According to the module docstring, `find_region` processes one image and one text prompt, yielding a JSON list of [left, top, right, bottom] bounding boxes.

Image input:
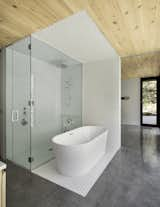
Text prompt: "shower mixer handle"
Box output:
[[21, 118, 28, 126]]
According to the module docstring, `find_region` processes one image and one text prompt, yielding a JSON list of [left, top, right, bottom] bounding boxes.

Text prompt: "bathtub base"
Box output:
[[32, 148, 119, 197], [55, 151, 106, 177]]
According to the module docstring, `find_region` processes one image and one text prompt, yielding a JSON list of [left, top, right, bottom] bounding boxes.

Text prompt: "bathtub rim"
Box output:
[[52, 126, 108, 147]]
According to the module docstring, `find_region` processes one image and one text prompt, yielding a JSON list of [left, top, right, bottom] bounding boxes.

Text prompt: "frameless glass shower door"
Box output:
[[6, 37, 31, 169]]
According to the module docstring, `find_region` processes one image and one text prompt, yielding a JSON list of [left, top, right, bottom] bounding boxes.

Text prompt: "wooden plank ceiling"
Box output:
[[0, 0, 160, 78]]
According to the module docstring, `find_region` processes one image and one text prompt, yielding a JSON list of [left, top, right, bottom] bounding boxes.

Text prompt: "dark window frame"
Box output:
[[140, 77, 160, 127]]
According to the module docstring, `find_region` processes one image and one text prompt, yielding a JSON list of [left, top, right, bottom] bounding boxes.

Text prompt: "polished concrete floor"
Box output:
[[7, 125, 160, 207]]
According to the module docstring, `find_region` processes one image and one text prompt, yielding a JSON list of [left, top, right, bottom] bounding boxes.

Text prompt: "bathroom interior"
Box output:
[[0, 11, 121, 200], [0, 1, 160, 206]]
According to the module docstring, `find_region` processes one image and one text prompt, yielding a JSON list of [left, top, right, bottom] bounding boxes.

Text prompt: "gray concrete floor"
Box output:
[[7, 125, 160, 207]]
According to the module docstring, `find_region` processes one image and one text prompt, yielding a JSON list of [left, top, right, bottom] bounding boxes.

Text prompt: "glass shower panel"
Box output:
[[61, 64, 82, 131], [6, 48, 13, 161], [31, 37, 62, 169], [6, 37, 31, 169], [30, 36, 82, 170]]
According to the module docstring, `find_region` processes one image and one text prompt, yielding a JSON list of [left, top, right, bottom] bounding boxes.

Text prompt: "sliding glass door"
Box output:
[[141, 77, 160, 126]]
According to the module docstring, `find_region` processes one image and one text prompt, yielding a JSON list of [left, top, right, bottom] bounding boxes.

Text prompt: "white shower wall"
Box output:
[[61, 64, 82, 131]]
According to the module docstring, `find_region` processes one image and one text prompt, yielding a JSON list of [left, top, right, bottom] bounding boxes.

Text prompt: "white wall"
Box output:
[[61, 64, 82, 130], [33, 11, 117, 63], [83, 57, 121, 155], [121, 78, 140, 125]]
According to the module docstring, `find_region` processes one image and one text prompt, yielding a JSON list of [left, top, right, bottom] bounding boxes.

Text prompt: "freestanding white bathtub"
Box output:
[[52, 126, 108, 177]]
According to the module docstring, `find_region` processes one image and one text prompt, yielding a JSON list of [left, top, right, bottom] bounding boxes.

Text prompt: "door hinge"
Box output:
[[28, 43, 31, 50], [28, 157, 34, 163]]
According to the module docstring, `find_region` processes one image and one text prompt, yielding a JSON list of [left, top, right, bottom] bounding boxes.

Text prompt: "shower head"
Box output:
[[60, 63, 68, 68], [50, 60, 68, 68]]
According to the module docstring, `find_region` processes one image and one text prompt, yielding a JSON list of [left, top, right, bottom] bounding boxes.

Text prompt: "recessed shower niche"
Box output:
[[5, 36, 82, 170]]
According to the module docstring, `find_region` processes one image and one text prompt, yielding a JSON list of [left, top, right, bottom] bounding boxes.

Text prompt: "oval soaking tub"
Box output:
[[52, 126, 108, 177]]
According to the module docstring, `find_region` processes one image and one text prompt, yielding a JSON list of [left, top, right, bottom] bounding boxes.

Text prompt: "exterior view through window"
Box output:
[[141, 77, 160, 126]]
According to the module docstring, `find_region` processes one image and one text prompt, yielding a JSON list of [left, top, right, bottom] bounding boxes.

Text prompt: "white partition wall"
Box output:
[[83, 57, 121, 155]]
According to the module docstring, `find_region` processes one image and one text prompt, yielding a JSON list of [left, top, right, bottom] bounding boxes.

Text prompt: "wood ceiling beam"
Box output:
[[122, 51, 160, 79]]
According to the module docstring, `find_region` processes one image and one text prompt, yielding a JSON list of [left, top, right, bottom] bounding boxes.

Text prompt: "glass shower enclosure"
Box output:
[[6, 37, 31, 169], [5, 36, 82, 170]]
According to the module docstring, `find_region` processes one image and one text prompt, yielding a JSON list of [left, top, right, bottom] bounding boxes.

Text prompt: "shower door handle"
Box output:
[[11, 110, 19, 122], [31, 74, 34, 128]]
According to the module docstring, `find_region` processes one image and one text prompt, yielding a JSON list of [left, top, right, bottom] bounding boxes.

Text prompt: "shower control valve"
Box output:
[[21, 118, 28, 126]]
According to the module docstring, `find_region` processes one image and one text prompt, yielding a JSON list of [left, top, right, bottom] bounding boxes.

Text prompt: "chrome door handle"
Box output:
[[12, 110, 19, 122]]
